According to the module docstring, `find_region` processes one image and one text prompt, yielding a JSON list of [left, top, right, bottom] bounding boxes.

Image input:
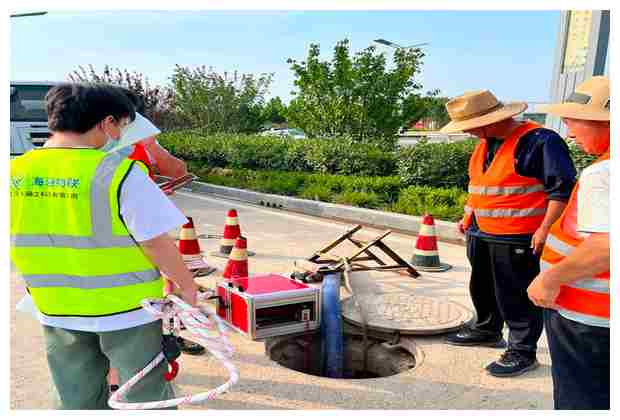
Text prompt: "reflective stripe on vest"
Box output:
[[22, 269, 161, 289], [10, 149, 163, 318], [472, 207, 546, 218], [540, 260, 609, 293], [464, 121, 547, 234], [544, 233, 575, 256], [468, 184, 545, 195], [11, 153, 136, 249], [540, 153, 610, 326]]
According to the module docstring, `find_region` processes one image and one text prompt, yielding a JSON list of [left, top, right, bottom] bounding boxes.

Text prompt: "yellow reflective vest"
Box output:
[[10, 148, 163, 318]]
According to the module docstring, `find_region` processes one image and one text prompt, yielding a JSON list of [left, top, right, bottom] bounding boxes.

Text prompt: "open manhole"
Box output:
[[265, 329, 418, 379]]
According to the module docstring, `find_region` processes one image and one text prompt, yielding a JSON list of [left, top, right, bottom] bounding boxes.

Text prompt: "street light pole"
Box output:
[[10, 12, 48, 18], [374, 38, 429, 49]]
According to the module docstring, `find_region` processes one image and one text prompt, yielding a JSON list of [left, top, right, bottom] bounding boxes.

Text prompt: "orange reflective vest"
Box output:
[[463, 121, 547, 235], [129, 142, 155, 179], [540, 151, 610, 326]]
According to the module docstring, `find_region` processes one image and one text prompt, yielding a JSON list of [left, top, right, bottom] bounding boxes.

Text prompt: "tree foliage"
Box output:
[[423, 89, 451, 129], [170, 65, 273, 134], [261, 96, 288, 126], [286, 39, 425, 145], [67, 65, 184, 130]]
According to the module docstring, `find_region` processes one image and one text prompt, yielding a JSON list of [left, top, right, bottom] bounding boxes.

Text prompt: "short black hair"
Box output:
[[46, 83, 136, 133], [119, 87, 146, 115]]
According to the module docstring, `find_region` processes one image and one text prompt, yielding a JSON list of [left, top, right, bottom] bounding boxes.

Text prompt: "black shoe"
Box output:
[[177, 337, 206, 355], [109, 384, 119, 393], [445, 328, 506, 348], [486, 349, 539, 377]]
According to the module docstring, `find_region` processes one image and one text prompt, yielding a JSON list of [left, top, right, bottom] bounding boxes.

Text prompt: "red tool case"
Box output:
[[216, 274, 321, 340]]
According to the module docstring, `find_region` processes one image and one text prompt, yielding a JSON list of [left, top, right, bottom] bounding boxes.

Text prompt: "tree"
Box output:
[[286, 39, 426, 145], [171, 65, 273, 134], [68, 65, 184, 130], [424, 90, 451, 129], [261, 97, 288, 126]]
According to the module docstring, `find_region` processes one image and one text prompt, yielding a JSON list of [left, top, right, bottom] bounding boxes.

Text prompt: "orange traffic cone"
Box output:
[[411, 214, 452, 272], [178, 217, 216, 277], [211, 209, 255, 258], [223, 236, 249, 280]]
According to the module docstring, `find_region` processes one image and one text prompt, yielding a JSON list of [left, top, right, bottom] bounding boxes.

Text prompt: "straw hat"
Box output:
[[440, 90, 527, 134], [539, 76, 609, 121]]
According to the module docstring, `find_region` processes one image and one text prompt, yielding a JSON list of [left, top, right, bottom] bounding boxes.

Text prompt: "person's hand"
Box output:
[[179, 282, 199, 307], [163, 276, 177, 295], [527, 271, 561, 310], [531, 225, 550, 255], [457, 218, 466, 235]]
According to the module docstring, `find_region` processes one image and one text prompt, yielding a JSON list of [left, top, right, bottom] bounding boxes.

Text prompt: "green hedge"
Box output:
[[389, 185, 468, 222], [160, 130, 396, 176], [163, 130, 597, 192], [191, 167, 466, 221], [567, 140, 598, 173], [396, 139, 477, 190]]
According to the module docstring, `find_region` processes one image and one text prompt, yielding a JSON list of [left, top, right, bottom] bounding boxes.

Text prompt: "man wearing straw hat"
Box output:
[[527, 76, 610, 409], [440, 90, 577, 377]]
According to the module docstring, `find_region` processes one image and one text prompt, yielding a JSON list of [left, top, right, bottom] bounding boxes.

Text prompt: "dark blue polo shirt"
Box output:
[[467, 128, 577, 245]]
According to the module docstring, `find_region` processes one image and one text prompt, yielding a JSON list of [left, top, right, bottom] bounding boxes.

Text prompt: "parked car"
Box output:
[[10, 81, 56, 157], [260, 128, 306, 140]]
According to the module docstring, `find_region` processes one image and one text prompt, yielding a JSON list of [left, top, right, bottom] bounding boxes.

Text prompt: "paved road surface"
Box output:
[[10, 190, 553, 410]]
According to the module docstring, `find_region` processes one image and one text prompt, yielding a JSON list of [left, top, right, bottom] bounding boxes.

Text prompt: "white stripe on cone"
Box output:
[[229, 248, 248, 261], [418, 224, 437, 237], [225, 217, 239, 226], [182, 253, 202, 260], [220, 238, 235, 246], [179, 229, 197, 241], [413, 249, 440, 256]]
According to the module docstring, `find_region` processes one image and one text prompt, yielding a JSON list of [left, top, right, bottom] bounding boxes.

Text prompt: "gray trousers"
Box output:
[[42, 320, 175, 410]]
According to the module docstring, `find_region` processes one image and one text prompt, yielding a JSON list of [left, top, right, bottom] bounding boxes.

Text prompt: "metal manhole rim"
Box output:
[[341, 293, 475, 336], [264, 332, 426, 380]]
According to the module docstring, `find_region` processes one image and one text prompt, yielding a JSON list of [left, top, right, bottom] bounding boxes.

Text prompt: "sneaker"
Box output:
[[445, 327, 506, 348], [177, 337, 206, 356], [486, 349, 539, 377]]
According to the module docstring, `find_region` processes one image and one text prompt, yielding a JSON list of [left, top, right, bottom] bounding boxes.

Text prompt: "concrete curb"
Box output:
[[189, 181, 466, 245]]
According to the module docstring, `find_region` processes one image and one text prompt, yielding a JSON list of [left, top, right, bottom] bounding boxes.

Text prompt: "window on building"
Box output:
[[561, 10, 593, 74]]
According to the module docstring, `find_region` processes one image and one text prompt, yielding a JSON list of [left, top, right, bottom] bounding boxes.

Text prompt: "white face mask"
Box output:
[[99, 122, 130, 152]]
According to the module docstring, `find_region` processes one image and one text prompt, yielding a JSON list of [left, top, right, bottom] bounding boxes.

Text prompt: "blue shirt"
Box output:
[[467, 128, 577, 245]]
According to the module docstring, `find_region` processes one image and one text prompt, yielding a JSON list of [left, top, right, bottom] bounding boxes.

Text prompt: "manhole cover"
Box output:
[[341, 293, 474, 335]]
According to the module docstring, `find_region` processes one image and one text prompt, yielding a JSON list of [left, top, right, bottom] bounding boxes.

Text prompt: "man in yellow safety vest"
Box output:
[[10, 83, 198, 409]]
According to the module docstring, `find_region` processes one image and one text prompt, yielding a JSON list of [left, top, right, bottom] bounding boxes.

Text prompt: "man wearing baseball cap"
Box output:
[[440, 90, 577, 377], [528, 76, 610, 409]]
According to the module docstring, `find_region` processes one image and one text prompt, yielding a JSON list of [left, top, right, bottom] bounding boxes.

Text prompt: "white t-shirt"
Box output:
[[577, 160, 609, 234], [17, 165, 188, 332]]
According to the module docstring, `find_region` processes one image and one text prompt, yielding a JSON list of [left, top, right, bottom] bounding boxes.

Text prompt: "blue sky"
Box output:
[[10, 10, 561, 105]]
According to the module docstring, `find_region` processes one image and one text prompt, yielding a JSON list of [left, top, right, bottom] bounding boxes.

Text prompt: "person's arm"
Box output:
[[545, 233, 609, 284], [144, 140, 187, 178], [516, 130, 577, 254], [527, 233, 609, 309], [530, 200, 567, 254], [120, 165, 197, 306], [139, 234, 197, 306], [528, 161, 609, 309]]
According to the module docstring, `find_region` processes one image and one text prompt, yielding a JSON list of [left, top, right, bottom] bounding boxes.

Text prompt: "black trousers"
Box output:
[[544, 309, 610, 410], [466, 233, 543, 354]]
